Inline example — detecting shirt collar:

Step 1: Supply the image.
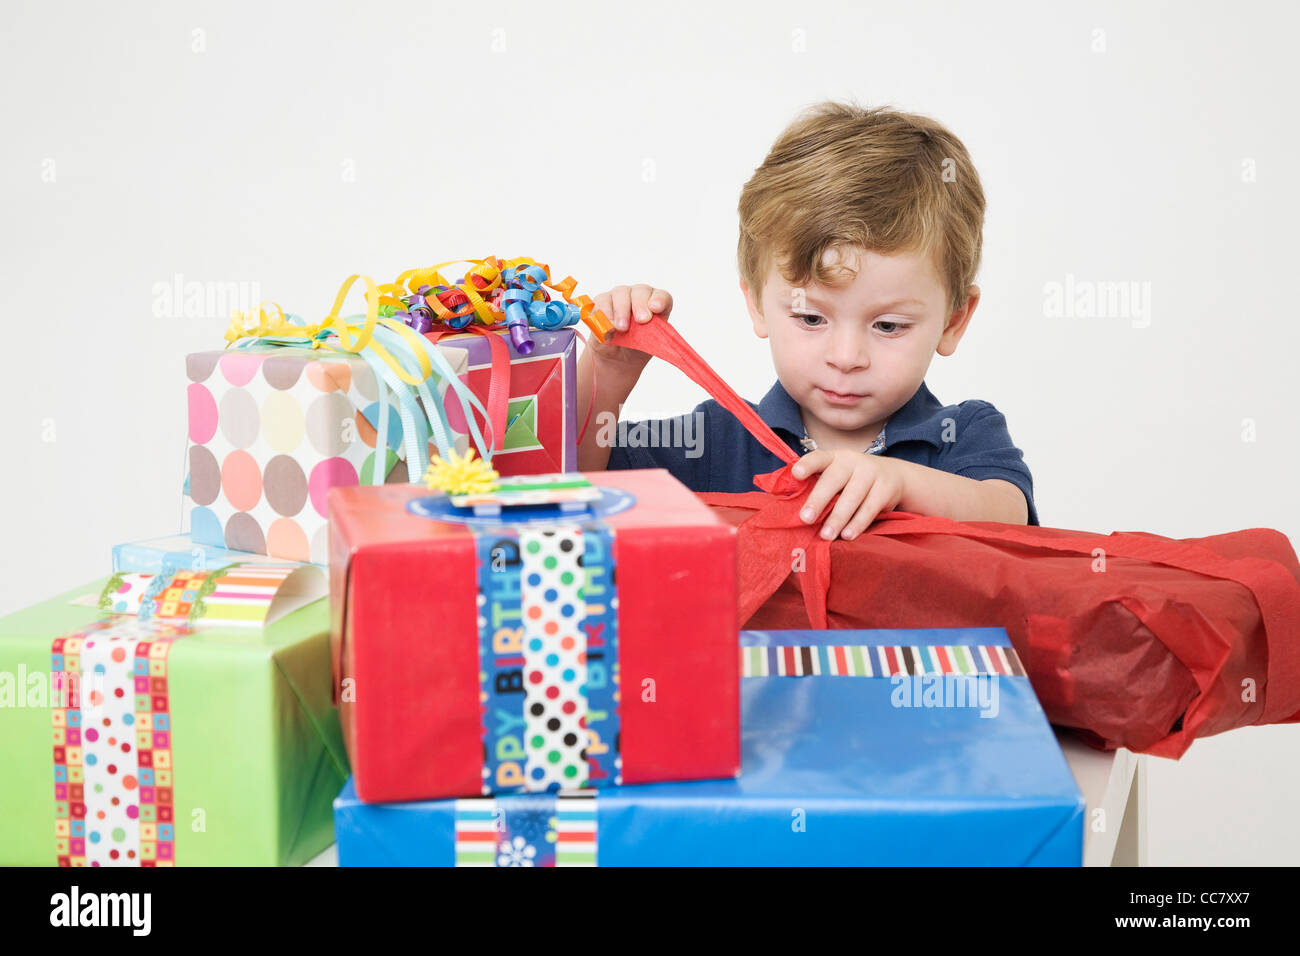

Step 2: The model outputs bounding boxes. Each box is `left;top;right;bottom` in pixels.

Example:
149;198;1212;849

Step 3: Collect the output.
756;379;946;451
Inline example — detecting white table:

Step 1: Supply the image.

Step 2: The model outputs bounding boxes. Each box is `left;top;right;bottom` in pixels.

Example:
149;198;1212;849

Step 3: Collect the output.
304;732;1146;867
1056;729;1147;867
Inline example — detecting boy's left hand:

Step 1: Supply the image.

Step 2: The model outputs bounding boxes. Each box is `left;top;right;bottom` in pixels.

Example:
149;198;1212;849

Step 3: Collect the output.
792;450;909;540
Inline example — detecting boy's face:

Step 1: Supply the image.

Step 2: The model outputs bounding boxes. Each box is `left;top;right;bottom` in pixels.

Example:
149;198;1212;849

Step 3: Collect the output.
742;245;978;447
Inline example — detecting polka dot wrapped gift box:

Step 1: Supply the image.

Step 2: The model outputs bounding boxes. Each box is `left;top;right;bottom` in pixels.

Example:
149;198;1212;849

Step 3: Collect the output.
185;341;474;565
190;258;603;564
328;467;740;803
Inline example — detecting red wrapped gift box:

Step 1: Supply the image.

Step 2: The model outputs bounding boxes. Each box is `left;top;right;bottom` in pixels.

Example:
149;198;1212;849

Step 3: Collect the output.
329;469;739;803
432;326;578;477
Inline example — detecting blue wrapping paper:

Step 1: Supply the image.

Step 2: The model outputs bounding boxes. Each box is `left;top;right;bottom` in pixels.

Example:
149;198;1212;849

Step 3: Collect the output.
333;627;1084;866
112;534;318;575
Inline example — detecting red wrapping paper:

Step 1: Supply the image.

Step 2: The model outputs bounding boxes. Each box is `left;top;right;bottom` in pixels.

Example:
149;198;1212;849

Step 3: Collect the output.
611;316;1300;758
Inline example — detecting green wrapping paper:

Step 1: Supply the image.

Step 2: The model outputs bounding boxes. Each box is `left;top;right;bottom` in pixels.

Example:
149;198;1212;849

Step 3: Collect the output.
0;578;348;866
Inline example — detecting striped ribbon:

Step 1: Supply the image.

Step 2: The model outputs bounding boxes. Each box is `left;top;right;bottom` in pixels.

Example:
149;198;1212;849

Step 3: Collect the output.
740;644;1026;678
454;792;597;867
99;564;311;629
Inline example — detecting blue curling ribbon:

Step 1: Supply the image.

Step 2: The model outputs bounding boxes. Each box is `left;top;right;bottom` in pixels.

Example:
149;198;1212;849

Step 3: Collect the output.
528;300;579;330
502;264;547;293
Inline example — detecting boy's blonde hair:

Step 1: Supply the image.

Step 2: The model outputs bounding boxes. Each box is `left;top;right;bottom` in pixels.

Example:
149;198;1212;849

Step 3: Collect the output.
737;100;985;316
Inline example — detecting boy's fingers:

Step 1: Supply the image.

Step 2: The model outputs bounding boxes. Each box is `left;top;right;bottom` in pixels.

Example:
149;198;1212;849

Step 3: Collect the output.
629;284;656;322
820;474;873;539
792;450;829;480
840;483;894;540
799;469;848;524
647;289;673;318
609;286;632;331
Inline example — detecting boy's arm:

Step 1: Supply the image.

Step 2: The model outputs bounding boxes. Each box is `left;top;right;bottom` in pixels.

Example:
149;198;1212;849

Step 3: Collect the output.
575;282;675;473
893;462;1029;524
576;345;642;472
796;398;1038;537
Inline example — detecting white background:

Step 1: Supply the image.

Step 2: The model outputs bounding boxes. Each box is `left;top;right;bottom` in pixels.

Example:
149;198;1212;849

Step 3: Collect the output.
2;0;1297;865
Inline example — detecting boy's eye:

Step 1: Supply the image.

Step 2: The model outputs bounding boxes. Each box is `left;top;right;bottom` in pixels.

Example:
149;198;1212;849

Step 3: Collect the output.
876;321;903;334
792;312;825;327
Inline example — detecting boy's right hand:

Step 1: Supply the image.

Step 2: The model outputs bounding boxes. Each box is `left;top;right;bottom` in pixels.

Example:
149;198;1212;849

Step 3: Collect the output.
587;284;673;380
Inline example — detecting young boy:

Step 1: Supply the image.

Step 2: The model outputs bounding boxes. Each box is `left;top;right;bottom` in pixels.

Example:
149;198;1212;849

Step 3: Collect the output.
576;101;1038;538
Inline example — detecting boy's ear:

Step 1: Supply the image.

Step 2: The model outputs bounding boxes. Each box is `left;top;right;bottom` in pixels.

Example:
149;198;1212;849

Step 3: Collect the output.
741;279;769;339
937;285;980;357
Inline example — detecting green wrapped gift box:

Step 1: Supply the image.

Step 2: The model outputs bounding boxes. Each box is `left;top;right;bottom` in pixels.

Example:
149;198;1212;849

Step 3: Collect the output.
0;576;348;866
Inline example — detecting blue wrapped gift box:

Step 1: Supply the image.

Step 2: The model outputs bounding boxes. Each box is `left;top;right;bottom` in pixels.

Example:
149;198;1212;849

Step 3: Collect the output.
113;534;321;575
333;627;1084;865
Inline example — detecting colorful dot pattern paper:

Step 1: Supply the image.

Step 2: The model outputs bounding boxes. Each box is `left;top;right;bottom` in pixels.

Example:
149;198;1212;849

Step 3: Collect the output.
520;527;588;790
185;346;468;563
475;520;620;795
95;573;158;616
51;618;187;867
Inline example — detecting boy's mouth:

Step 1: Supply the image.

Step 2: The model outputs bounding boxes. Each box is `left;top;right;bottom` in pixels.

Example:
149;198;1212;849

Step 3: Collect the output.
817;387;867;405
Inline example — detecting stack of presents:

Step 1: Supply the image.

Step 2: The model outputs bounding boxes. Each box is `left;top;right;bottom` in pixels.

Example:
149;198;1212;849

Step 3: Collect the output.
5;255;1295;867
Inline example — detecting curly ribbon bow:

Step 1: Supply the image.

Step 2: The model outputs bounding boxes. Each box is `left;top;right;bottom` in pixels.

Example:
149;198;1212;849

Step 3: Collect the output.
223;276;496;488
224;256;607;473
380;256;608;454
380;256;615;352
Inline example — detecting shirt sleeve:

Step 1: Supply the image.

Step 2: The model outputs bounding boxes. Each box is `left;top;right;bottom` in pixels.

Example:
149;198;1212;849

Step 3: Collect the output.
603;402;712;493
939;401;1040;526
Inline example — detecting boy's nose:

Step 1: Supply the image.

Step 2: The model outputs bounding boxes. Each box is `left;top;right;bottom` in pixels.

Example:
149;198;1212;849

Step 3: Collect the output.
827;332;869;372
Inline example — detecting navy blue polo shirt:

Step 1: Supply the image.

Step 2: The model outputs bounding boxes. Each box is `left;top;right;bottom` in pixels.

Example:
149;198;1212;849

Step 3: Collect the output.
605;379;1039;525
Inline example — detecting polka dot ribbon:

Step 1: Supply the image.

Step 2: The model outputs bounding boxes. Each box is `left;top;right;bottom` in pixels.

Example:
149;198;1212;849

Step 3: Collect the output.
51;618;187;867
475;522;621;795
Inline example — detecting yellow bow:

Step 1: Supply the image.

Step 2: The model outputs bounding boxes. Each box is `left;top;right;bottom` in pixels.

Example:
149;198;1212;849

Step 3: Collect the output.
224;275;436;387
423;446;500;496
223;301;299;344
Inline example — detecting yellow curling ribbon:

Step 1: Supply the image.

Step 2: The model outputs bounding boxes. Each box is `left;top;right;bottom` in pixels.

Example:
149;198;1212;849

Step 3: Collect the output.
226;256;618;383
223;301;298;344
225;274;435;388
423;446;500;496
